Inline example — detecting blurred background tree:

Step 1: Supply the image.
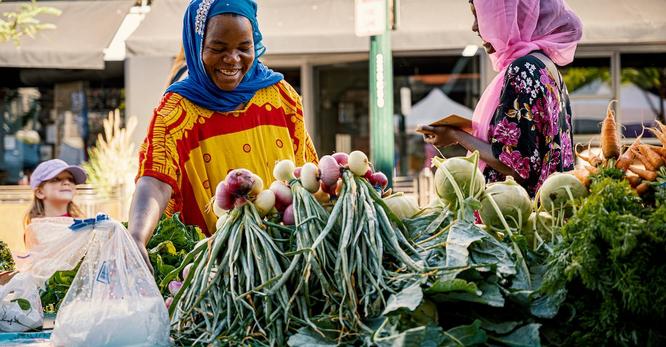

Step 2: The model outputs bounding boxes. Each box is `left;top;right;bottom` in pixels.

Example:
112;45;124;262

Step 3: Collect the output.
0;0;60;45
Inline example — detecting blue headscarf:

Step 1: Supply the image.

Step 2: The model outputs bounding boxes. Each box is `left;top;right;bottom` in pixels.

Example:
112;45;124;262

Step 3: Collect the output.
166;0;283;112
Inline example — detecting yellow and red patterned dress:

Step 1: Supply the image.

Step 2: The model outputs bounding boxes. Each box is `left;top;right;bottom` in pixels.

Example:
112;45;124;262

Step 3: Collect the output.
137;80;318;235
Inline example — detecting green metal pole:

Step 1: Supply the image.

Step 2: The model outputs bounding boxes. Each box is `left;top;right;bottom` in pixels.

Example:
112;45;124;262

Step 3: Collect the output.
369;0;394;186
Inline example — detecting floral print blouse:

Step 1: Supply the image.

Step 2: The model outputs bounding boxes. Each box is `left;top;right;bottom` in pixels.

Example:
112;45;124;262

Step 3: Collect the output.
485;54;575;197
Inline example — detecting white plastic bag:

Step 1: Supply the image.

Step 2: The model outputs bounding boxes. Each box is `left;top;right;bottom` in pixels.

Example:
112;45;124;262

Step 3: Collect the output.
50;216;170;347
18;217;94;283
0;272;43;332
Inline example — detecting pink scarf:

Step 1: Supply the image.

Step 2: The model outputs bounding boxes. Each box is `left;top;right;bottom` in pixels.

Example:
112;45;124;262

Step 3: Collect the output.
471;0;582;169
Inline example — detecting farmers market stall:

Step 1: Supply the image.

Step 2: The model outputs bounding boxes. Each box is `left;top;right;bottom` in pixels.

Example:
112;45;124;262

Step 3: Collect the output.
1;102;665;346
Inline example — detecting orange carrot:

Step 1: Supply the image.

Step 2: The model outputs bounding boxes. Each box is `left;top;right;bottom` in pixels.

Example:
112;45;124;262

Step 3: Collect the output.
632;147;658;171
569;168;591;187
638;144;664;170
636;182;651;195
624;175;641;188
647;121;666;146
576;143;603;167
647;126;666;144
601;101;621;159
628;165;658;181
584;165;599;175
616;137;641;171
647;145;666;160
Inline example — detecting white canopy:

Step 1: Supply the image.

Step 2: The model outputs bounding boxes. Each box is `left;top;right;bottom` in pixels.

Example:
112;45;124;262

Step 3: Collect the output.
125;0;666;58
406;88;474;132
571;79;666;124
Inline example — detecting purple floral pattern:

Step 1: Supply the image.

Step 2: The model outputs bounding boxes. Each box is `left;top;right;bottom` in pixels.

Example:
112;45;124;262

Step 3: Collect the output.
499;150;531;180
486;54;574;196
491;118;521;146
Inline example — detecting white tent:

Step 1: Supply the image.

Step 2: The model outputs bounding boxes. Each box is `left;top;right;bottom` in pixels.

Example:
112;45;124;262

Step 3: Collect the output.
571;79;666;124
406;88;474;132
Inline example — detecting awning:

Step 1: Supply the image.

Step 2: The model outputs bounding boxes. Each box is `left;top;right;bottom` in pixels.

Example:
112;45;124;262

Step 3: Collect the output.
125;0;186;57
568;0;666;45
0;1;134;70
125;0;476;57
126;0;666;58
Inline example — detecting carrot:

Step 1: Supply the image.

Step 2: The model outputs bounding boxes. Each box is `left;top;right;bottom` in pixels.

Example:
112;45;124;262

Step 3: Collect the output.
624;174;641;188
584;165;599;175
616;137;641;171
647;126;666;145
600;100;621;159
646;121;666;146
638;144;664;170
647;145;666;160
632;146;658;171
628;165;658;181
576;143;603;167
569;168;591;187
636;182;651;195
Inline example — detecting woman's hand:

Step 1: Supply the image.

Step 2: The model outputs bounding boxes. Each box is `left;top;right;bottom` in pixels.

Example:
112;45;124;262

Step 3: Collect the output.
128;176;173;274
417;125;460;147
418;124;517;178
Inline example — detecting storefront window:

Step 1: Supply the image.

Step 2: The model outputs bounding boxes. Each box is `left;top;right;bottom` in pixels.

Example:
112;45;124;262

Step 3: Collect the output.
619;53;666;138
1;82;124;185
560;56;612;135
315;55;480;177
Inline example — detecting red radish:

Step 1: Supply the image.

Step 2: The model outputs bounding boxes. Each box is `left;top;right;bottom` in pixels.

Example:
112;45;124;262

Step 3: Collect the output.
225;169;255;197
293;167;302;178
349;151;370;176
300;163;320;193
283;204;295;225
182;263;193;280
318;155;340;187
254;190;276;216
273;159;296;182
332;152;349;166
371;172;388;189
234;196;248;208
168;280;183;295
215;182;234;210
250;174;263;197
165;297;173;309
270;181;293;212
364;169;374;181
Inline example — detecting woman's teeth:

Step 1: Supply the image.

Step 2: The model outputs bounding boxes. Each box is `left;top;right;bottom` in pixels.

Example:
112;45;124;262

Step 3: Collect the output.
219;69;240;76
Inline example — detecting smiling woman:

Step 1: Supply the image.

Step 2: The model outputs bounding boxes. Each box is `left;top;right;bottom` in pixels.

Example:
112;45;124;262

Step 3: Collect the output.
129;0;318;269
202;14;255;92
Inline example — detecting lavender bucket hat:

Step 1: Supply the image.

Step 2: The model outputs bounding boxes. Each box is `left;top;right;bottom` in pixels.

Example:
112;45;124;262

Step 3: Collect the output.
29;159;87;189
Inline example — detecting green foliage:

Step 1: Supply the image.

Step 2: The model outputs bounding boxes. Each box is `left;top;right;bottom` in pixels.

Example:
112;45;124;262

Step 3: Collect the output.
148;213;205;295
0;1;61;45
40;263;79;313
542;178;666;346
0;240;14;272
562;67;611;93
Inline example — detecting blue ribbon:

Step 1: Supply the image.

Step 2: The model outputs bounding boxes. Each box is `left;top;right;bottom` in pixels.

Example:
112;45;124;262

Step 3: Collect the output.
69;213;110;231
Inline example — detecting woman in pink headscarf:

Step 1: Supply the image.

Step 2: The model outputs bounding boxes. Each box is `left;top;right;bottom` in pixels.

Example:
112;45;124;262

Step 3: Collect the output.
419;0;582;196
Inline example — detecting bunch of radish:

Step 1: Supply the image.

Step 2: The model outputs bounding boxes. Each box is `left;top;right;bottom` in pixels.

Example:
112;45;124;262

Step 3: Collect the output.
213;169;276;229
172;172;292;345
289;150;423;334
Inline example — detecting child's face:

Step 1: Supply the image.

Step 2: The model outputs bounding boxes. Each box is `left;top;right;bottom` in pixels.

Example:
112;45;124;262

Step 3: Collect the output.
35;171;76;203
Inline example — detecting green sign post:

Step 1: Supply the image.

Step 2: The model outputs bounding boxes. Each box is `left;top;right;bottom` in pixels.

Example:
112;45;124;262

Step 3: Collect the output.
368;0;395;186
